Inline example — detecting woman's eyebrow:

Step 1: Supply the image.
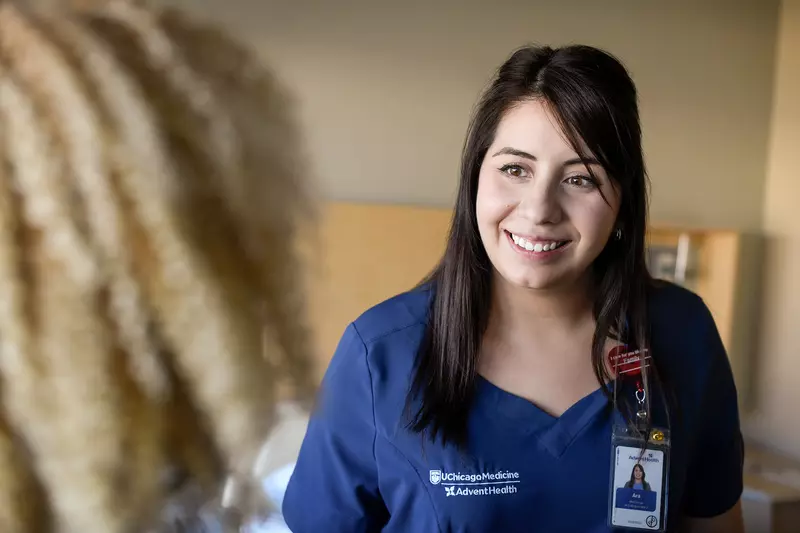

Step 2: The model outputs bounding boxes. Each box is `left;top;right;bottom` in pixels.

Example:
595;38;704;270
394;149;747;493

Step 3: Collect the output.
564;156;601;166
492;147;536;160
492;147;602;168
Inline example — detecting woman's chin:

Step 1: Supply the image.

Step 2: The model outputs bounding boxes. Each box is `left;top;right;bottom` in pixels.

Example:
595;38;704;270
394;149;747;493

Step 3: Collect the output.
498;271;569;292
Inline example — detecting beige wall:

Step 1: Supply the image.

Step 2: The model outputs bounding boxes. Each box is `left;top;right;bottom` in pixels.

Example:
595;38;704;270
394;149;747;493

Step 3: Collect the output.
743;0;800;459
171;0;778;230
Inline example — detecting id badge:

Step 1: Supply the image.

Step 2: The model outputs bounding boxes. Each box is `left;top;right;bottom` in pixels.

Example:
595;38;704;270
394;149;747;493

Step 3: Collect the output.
608;424;670;531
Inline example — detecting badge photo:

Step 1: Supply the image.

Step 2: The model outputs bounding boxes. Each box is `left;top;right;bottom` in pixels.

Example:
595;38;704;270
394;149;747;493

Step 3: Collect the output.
610;445;665;530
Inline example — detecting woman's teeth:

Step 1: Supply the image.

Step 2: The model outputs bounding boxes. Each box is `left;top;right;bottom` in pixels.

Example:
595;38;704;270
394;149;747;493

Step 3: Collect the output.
510;233;566;253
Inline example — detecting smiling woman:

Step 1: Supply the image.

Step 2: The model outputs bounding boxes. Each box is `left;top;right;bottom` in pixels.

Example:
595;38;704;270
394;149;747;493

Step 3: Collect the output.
284;45;744;533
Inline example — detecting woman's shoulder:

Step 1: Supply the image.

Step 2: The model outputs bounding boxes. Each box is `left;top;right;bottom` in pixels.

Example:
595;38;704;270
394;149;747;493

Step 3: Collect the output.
320;285;432;432
325;284;432;391
646;280;735;400
647;280;717;338
648;279;706;313
647;280;724;377
349;283;433;347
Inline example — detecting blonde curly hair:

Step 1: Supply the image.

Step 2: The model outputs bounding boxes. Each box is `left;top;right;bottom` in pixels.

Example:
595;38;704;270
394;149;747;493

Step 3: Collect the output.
0;1;313;531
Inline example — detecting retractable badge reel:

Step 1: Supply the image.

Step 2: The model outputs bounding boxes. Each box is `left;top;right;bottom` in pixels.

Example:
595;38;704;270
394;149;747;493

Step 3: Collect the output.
607;346;670;532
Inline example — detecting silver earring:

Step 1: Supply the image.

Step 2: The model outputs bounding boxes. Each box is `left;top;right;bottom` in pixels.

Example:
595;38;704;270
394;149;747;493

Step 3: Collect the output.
615;229;623;240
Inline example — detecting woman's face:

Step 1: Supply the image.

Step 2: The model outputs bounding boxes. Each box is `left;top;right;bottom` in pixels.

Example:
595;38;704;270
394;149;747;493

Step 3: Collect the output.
476;99;621;292
634;466;644;480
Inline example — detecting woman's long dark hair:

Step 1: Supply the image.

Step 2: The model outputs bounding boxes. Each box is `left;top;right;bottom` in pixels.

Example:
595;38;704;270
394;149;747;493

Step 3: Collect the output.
407;45;655;447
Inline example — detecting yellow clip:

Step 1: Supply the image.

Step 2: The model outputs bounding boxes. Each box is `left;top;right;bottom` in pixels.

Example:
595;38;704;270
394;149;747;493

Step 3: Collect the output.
651;430;664;442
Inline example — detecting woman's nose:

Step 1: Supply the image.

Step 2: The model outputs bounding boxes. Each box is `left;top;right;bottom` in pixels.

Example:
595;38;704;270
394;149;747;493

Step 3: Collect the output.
516;178;563;225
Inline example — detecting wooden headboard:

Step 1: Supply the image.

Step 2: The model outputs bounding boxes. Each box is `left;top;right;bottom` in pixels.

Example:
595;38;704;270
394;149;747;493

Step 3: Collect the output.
306;202;760;405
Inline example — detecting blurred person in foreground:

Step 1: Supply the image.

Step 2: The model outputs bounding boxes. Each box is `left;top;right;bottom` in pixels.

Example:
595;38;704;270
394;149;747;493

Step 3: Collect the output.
0;0;313;531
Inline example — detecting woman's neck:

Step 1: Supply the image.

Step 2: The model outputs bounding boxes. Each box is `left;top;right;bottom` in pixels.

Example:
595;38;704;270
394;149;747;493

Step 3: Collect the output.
487;273;595;340
478;272;606;414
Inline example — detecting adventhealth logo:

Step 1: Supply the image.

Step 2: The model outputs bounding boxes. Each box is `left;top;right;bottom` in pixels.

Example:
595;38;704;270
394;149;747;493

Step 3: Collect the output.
627;451;661;464
429;469;521;498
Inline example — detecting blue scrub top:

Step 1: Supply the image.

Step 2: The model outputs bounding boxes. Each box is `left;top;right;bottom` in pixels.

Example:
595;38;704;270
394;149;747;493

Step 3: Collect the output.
283;282;743;532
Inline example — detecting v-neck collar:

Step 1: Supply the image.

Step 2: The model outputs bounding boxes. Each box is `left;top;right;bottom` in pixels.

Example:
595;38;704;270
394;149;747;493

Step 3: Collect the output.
474;376;613;458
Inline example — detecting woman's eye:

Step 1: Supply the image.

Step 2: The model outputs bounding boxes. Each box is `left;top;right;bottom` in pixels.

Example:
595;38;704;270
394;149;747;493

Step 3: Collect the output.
499;164;528;179
565;175;596;189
